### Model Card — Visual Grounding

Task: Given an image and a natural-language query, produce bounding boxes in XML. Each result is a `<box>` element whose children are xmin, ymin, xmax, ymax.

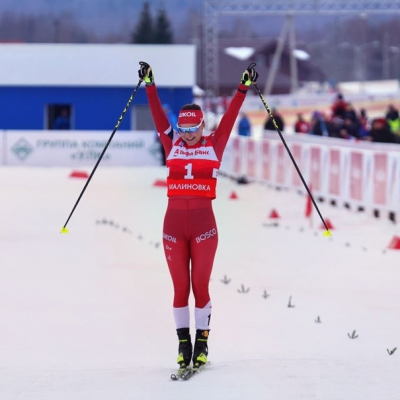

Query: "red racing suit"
<box><xmin>146</xmin><ymin>83</ymin><xmax>249</xmax><ymax>327</ymax></box>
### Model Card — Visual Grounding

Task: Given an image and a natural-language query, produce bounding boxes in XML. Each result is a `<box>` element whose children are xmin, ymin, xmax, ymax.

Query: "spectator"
<box><xmin>386</xmin><ymin>104</ymin><xmax>400</xmax><ymax>136</ymax></box>
<box><xmin>237</xmin><ymin>112</ymin><xmax>251</xmax><ymax>137</ymax></box>
<box><xmin>338</xmin><ymin>116</ymin><xmax>360</xmax><ymax>140</ymax></box>
<box><xmin>343</xmin><ymin>102</ymin><xmax>358</xmax><ymax>123</ymax></box>
<box><xmin>365</xmin><ymin>117</ymin><xmax>399</xmax><ymax>144</ymax></box>
<box><xmin>310</xmin><ymin>111</ymin><xmax>329</xmax><ymax>137</ymax></box>
<box><xmin>264</xmin><ymin>108</ymin><xmax>284</xmax><ymax>132</ymax></box>
<box><xmin>294</xmin><ymin>113</ymin><xmax>310</xmax><ymax>134</ymax></box>
<box><xmin>53</xmin><ymin>108</ymin><xmax>70</xmax><ymax>130</ymax></box>
<box><xmin>331</xmin><ymin>93</ymin><xmax>347</xmax><ymax>118</ymax></box>
<box><xmin>358</xmin><ymin>108</ymin><xmax>369</xmax><ymax>138</ymax></box>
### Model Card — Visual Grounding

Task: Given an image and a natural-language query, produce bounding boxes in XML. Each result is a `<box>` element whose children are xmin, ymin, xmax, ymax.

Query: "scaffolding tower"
<box><xmin>203</xmin><ymin>0</ymin><xmax>400</xmax><ymax>96</ymax></box>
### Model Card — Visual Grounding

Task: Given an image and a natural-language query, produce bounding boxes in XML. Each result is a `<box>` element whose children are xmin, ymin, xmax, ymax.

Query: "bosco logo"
<box><xmin>195</xmin><ymin>228</ymin><xmax>217</xmax><ymax>243</ymax></box>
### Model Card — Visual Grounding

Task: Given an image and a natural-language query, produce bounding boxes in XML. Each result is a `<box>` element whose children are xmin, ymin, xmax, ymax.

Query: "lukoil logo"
<box><xmin>179</xmin><ymin>112</ymin><xmax>197</xmax><ymax>118</ymax></box>
<box><xmin>163</xmin><ymin>233</ymin><xmax>177</xmax><ymax>243</ymax></box>
<box><xmin>11</xmin><ymin>138</ymin><xmax>34</xmax><ymax>161</ymax></box>
<box><xmin>196</xmin><ymin>228</ymin><xmax>217</xmax><ymax>243</ymax></box>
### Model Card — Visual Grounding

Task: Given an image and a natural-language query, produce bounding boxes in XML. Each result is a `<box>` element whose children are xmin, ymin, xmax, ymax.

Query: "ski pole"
<box><xmin>60</xmin><ymin>78</ymin><xmax>143</xmax><ymax>233</ymax></box>
<box><xmin>249</xmin><ymin>64</ymin><xmax>331</xmax><ymax>236</ymax></box>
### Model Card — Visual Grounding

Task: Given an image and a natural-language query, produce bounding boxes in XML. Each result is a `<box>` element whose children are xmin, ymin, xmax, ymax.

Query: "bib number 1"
<box><xmin>184</xmin><ymin>163</ymin><xmax>194</xmax><ymax>179</ymax></box>
<box><xmin>184</xmin><ymin>163</ymin><xmax>218</xmax><ymax>179</ymax></box>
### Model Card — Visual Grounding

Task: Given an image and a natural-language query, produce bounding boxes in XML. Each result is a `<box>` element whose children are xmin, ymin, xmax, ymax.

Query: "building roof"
<box><xmin>0</xmin><ymin>43</ymin><xmax>196</xmax><ymax>87</ymax></box>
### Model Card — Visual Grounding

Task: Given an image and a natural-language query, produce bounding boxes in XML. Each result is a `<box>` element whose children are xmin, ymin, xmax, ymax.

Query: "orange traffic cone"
<box><xmin>69</xmin><ymin>170</ymin><xmax>89</xmax><ymax>179</ymax></box>
<box><xmin>387</xmin><ymin>236</ymin><xmax>400</xmax><ymax>250</ymax></box>
<box><xmin>229</xmin><ymin>191</ymin><xmax>238</xmax><ymax>199</ymax></box>
<box><xmin>320</xmin><ymin>218</ymin><xmax>334</xmax><ymax>230</ymax></box>
<box><xmin>153</xmin><ymin>179</ymin><xmax>167</xmax><ymax>187</ymax></box>
<box><xmin>268</xmin><ymin>209</ymin><xmax>280</xmax><ymax>219</ymax></box>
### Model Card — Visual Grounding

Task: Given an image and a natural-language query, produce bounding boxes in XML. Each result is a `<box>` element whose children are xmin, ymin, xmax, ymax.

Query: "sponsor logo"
<box><xmin>173</xmin><ymin>148</ymin><xmax>211</xmax><ymax>157</ymax></box>
<box><xmin>169</xmin><ymin>183</ymin><xmax>211</xmax><ymax>192</ymax></box>
<box><xmin>163</xmin><ymin>233</ymin><xmax>177</xmax><ymax>243</ymax></box>
<box><xmin>11</xmin><ymin>138</ymin><xmax>34</xmax><ymax>161</ymax></box>
<box><xmin>166</xmin><ymin>245</ymin><xmax>172</xmax><ymax>250</ymax></box>
<box><xmin>179</xmin><ymin>111</ymin><xmax>197</xmax><ymax>118</ymax></box>
<box><xmin>196</xmin><ymin>228</ymin><xmax>217</xmax><ymax>243</ymax></box>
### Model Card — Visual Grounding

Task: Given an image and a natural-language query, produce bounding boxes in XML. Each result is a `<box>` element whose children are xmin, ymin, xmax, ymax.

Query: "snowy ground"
<box><xmin>1</xmin><ymin>166</ymin><xmax>399</xmax><ymax>400</ymax></box>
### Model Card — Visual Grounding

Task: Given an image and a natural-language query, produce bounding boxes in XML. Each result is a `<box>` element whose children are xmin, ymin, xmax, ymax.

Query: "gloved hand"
<box><xmin>241</xmin><ymin>64</ymin><xmax>259</xmax><ymax>86</ymax></box>
<box><xmin>138</xmin><ymin>61</ymin><xmax>154</xmax><ymax>84</ymax></box>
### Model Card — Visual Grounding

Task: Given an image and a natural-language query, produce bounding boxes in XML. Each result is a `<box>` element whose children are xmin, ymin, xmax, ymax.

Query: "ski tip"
<box><xmin>323</xmin><ymin>229</ymin><xmax>332</xmax><ymax>237</ymax></box>
<box><xmin>60</xmin><ymin>227</ymin><xmax>69</xmax><ymax>234</ymax></box>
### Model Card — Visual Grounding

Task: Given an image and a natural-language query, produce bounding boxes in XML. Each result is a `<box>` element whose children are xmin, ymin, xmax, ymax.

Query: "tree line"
<box><xmin>0</xmin><ymin>2</ymin><xmax>173</xmax><ymax>44</ymax></box>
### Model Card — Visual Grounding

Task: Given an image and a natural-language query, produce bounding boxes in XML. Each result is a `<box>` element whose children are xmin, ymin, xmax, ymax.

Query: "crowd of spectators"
<box><xmin>290</xmin><ymin>93</ymin><xmax>400</xmax><ymax>144</ymax></box>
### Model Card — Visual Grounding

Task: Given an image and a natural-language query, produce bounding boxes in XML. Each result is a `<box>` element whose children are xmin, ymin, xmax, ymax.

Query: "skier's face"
<box><xmin>177</xmin><ymin>120</ymin><xmax>205</xmax><ymax>146</ymax></box>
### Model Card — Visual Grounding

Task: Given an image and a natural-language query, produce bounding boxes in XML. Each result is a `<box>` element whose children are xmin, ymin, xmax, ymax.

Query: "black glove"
<box><xmin>241</xmin><ymin>63</ymin><xmax>258</xmax><ymax>86</ymax></box>
<box><xmin>138</xmin><ymin>61</ymin><xmax>154</xmax><ymax>84</ymax></box>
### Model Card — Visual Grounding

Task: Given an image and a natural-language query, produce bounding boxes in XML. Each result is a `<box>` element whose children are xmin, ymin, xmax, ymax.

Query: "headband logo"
<box><xmin>179</xmin><ymin>112</ymin><xmax>197</xmax><ymax>118</ymax></box>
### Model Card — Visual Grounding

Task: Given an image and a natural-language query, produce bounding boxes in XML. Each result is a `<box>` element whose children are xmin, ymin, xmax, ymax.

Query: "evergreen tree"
<box><xmin>131</xmin><ymin>2</ymin><xmax>154</xmax><ymax>44</ymax></box>
<box><xmin>153</xmin><ymin>7</ymin><xmax>174</xmax><ymax>44</ymax></box>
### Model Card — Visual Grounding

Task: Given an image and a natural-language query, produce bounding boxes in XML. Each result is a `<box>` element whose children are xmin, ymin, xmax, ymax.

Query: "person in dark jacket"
<box><xmin>331</xmin><ymin>93</ymin><xmax>347</xmax><ymax>118</ymax></box>
<box><xmin>366</xmin><ymin>118</ymin><xmax>399</xmax><ymax>144</ymax></box>
<box><xmin>264</xmin><ymin>108</ymin><xmax>284</xmax><ymax>132</ymax></box>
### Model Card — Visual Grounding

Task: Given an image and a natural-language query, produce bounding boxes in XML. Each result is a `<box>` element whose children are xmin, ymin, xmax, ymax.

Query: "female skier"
<box><xmin>138</xmin><ymin>61</ymin><xmax>258</xmax><ymax>371</ymax></box>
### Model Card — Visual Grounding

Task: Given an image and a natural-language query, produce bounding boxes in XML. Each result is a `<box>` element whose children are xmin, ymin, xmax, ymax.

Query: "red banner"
<box><xmin>232</xmin><ymin>137</ymin><xmax>241</xmax><ymax>175</ymax></box>
<box><xmin>276</xmin><ymin>143</ymin><xmax>286</xmax><ymax>185</ymax></box>
<box><xmin>310</xmin><ymin>147</ymin><xmax>322</xmax><ymax>192</ymax></box>
<box><xmin>328</xmin><ymin>149</ymin><xmax>341</xmax><ymax>196</ymax></box>
<box><xmin>262</xmin><ymin>141</ymin><xmax>271</xmax><ymax>181</ymax></box>
<box><xmin>291</xmin><ymin>143</ymin><xmax>302</xmax><ymax>188</ymax></box>
<box><xmin>349</xmin><ymin>152</ymin><xmax>363</xmax><ymax>201</ymax></box>
<box><xmin>373</xmin><ymin>153</ymin><xmax>388</xmax><ymax>205</ymax></box>
<box><xmin>247</xmin><ymin>140</ymin><xmax>256</xmax><ymax>178</ymax></box>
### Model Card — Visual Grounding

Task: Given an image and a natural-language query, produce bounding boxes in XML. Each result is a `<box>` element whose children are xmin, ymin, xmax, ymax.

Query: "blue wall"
<box><xmin>0</xmin><ymin>86</ymin><xmax>192</xmax><ymax>130</ymax></box>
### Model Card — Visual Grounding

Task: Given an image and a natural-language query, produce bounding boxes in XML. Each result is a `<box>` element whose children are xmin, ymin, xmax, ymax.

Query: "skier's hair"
<box><xmin>180</xmin><ymin>103</ymin><xmax>202</xmax><ymax>111</ymax></box>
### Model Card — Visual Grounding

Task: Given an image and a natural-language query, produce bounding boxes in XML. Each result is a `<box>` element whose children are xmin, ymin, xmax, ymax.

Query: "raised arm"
<box><xmin>139</xmin><ymin>61</ymin><xmax>173</xmax><ymax>155</ymax></box>
<box><xmin>212</xmin><ymin>64</ymin><xmax>259</xmax><ymax>159</ymax></box>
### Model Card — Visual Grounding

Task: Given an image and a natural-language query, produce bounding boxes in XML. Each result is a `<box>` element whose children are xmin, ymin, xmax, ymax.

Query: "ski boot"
<box><xmin>192</xmin><ymin>329</ymin><xmax>209</xmax><ymax>367</ymax></box>
<box><xmin>176</xmin><ymin>328</ymin><xmax>192</xmax><ymax>368</ymax></box>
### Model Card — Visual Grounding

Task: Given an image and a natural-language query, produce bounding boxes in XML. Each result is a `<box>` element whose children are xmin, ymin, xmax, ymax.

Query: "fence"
<box><xmin>221</xmin><ymin>133</ymin><xmax>400</xmax><ymax>221</ymax></box>
<box><xmin>2</xmin><ymin>129</ymin><xmax>400</xmax><ymax>221</ymax></box>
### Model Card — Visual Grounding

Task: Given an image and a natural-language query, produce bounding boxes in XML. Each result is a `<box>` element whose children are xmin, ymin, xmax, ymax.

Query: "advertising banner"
<box><xmin>372</xmin><ymin>153</ymin><xmax>388</xmax><ymax>206</ymax></box>
<box><xmin>349</xmin><ymin>151</ymin><xmax>365</xmax><ymax>202</ymax></box>
<box><xmin>290</xmin><ymin>143</ymin><xmax>303</xmax><ymax>189</ymax></box>
<box><xmin>388</xmin><ymin>156</ymin><xmax>400</xmax><ymax>213</ymax></box>
<box><xmin>246</xmin><ymin>139</ymin><xmax>257</xmax><ymax>179</ymax></box>
<box><xmin>225</xmin><ymin>134</ymin><xmax>400</xmax><ymax>216</ymax></box>
<box><xmin>4</xmin><ymin>131</ymin><xmax>160</xmax><ymax>167</ymax></box>
<box><xmin>261</xmin><ymin>140</ymin><xmax>271</xmax><ymax>182</ymax></box>
<box><xmin>231</xmin><ymin>137</ymin><xmax>242</xmax><ymax>176</ymax></box>
<box><xmin>309</xmin><ymin>146</ymin><xmax>322</xmax><ymax>193</ymax></box>
<box><xmin>328</xmin><ymin>148</ymin><xmax>341</xmax><ymax>197</ymax></box>
<box><xmin>275</xmin><ymin>143</ymin><xmax>286</xmax><ymax>185</ymax></box>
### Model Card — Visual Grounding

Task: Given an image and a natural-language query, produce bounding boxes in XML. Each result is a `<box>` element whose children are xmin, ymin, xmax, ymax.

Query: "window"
<box><xmin>46</xmin><ymin>104</ymin><xmax>73</xmax><ymax>130</ymax></box>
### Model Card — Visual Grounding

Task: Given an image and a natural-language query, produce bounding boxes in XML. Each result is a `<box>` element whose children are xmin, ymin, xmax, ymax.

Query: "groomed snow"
<box><xmin>0</xmin><ymin>166</ymin><xmax>399</xmax><ymax>399</ymax></box>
